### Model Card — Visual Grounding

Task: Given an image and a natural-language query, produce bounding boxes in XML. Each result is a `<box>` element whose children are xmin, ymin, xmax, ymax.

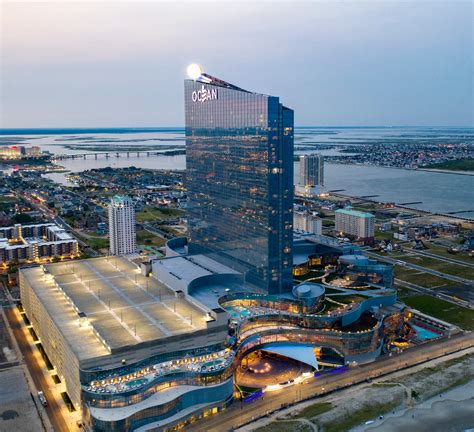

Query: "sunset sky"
<box><xmin>1</xmin><ymin>1</ymin><xmax>472</xmax><ymax>127</ymax></box>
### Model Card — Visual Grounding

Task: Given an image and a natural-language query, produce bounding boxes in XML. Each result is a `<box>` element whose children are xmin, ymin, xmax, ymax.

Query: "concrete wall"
<box><xmin>19</xmin><ymin>272</ymin><xmax>82</xmax><ymax>408</ymax></box>
<box><xmin>165</xmin><ymin>237</ymin><xmax>188</xmax><ymax>257</ymax></box>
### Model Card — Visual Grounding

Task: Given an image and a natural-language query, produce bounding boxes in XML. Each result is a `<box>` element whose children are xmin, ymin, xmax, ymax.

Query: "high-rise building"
<box><xmin>108</xmin><ymin>195</ymin><xmax>136</xmax><ymax>256</ymax></box>
<box><xmin>0</xmin><ymin>145</ymin><xmax>42</xmax><ymax>158</ymax></box>
<box><xmin>185</xmin><ymin>70</ymin><xmax>294</xmax><ymax>295</ymax></box>
<box><xmin>296</xmin><ymin>153</ymin><xmax>324</xmax><ymax>196</ymax></box>
<box><xmin>335</xmin><ymin>208</ymin><xmax>375</xmax><ymax>240</ymax></box>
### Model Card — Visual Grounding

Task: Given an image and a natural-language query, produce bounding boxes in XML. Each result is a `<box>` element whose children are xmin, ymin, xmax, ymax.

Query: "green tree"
<box><xmin>12</xmin><ymin>213</ymin><xmax>33</xmax><ymax>224</ymax></box>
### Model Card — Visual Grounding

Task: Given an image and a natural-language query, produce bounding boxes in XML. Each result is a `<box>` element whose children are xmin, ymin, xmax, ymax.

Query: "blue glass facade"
<box><xmin>185</xmin><ymin>76</ymin><xmax>294</xmax><ymax>295</ymax></box>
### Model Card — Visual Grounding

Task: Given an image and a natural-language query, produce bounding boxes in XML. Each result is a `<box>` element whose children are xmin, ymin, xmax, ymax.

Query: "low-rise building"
<box><xmin>0</xmin><ymin>223</ymin><xmax>78</xmax><ymax>264</ymax></box>
<box><xmin>379</xmin><ymin>222</ymin><xmax>392</xmax><ymax>231</ymax></box>
<box><xmin>338</xmin><ymin>254</ymin><xmax>394</xmax><ymax>288</ymax></box>
<box><xmin>294</xmin><ymin>210</ymin><xmax>322</xmax><ymax>235</ymax></box>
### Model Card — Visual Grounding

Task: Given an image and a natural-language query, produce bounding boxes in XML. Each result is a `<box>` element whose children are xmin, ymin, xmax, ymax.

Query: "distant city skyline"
<box><xmin>1</xmin><ymin>1</ymin><xmax>473</xmax><ymax>128</ymax></box>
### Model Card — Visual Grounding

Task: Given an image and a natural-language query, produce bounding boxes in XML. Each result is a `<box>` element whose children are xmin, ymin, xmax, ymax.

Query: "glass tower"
<box><xmin>185</xmin><ymin>73</ymin><xmax>294</xmax><ymax>295</ymax></box>
<box><xmin>300</xmin><ymin>153</ymin><xmax>324</xmax><ymax>188</ymax></box>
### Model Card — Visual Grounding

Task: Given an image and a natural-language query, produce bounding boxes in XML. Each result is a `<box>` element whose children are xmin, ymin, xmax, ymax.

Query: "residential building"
<box><xmin>0</xmin><ymin>223</ymin><xmax>78</xmax><ymax>264</ymax></box>
<box><xmin>185</xmin><ymin>70</ymin><xmax>294</xmax><ymax>295</ymax></box>
<box><xmin>296</xmin><ymin>153</ymin><xmax>324</xmax><ymax>196</ymax></box>
<box><xmin>294</xmin><ymin>210</ymin><xmax>322</xmax><ymax>235</ymax></box>
<box><xmin>335</xmin><ymin>208</ymin><xmax>375</xmax><ymax>240</ymax></box>
<box><xmin>0</xmin><ymin>145</ymin><xmax>42</xmax><ymax>159</ymax></box>
<box><xmin>108</xmin><ymin>195</ymin><xmax>136</xmax><ymax>256</ymax></box>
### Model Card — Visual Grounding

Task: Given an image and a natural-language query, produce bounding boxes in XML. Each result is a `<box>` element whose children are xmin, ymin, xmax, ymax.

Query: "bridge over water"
<box><xmin>51</xmin><ymin>149</ymin><xmax>184</xmax><ymax>160</ymax></box>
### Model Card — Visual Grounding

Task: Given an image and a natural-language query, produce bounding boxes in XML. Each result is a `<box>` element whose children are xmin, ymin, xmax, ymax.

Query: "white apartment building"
<box><xmin>294</xmin><ymin>211</ymin><xmax>322</xmax><ymax>235</ymax></box>
<box><xmin>335</xmin><ymin>208</ymin><xmax>375</xmax><ymax>239</ymax></box>
<box><xmin>108</xmin><ymin>196</ymin><xmax>136</xmax><ymax>256</ymax></box>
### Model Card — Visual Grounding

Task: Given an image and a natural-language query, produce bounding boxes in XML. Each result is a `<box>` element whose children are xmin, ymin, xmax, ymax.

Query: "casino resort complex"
<box><xmin>17</xmin><ymin>68</ymin><xmax>459</xmax><ymax>432</ymax></box>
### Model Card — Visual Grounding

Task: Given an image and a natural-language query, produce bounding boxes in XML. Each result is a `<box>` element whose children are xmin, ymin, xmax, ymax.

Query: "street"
<box><xmin>409</xmin><ymin>248</ymin><xmax>474</xmax><ymax>270</ymax></box>
<box><xmin>394</xmin><ymin>278</ymin><xmax>473</xmax><ymax>309</ymax></box>
<box><xmin>4</xmin><ymin>306</ymin><xmax>70</xmax><ymax>432</ymax></box>
<box><xmin>364</xmin><ymin>250</ymin><xmax>474</xmax><ymax>286</ymax></box>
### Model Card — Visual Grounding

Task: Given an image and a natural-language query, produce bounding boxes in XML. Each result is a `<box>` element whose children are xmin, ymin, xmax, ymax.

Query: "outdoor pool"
<box><xmin>202</xmin><ymin>359</ymin><xmax>223</xmax><ymax>368</ymax></box>
<box><xmin>226</xmin><ymin>306</ymin><xmax>251</xmax><ymax>318</ymax></box>
<box><xmin>125</xmin><ymin>378</ymin><xmax>148</xmax><ymax>388</ymax></box>
<box><xmin>412</xmin><ymin>324</ymin><xmax>440</xmax><ymax>340</ymax></box>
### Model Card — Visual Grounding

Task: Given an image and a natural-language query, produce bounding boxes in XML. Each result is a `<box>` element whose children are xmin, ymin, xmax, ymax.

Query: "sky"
<box><xmin>0</xmin><ymin>0</ymin><xmax>473</xmax><ymax>128</ymax></box>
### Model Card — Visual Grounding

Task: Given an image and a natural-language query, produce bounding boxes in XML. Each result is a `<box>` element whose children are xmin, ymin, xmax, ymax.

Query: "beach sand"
<box><xmin>362</xmin><ymin>380</ymin><xmax>474</xmax><ymax>432</ymax></box>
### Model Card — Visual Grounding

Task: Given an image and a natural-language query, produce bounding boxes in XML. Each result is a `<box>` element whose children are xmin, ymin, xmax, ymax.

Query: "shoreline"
<box><xmin>416</xmin><ymin>167</ymin><xmax>474</xmax><ymax>176</ymax></box>
<box><xmin>239</xmin><ymin>348</ymin><xmax>474</xmax><ymax>432</ymax></box>
<box><xmin>40</xmin><ymin>161</ymin><xmax>474</xmax><ymax>224</ymax></box>
<box><xmin>327</xmin><ymin>160</ymin><xmax>474</xmax><ymax>176</ymax></box>
<box><xmin>331</xmin><ymin>191</ymin><xmax>474</xmax><ymax>224</ymax></box>
<box><xmin>358</xmin><ymin>379</ymin><xmax>474</xmax><ymax>432</ymax></box>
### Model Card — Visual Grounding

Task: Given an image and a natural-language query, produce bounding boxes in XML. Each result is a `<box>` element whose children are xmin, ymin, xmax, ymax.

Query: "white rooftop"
<box><xmin>155</xmin><ymin>255</ymin><xmax>239</xmax><ymax>285</ymax></box>
<box><xmin>21</xmin><ymin>257</ymin><xmax>210</xmax><ymax>361</ymax></box>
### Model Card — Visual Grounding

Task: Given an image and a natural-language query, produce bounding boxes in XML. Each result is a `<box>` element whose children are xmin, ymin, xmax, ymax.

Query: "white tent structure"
<box><xmin>261</xmin><ymin>344</ymin><xmax>319</xmax><ymax>370</ymax></box>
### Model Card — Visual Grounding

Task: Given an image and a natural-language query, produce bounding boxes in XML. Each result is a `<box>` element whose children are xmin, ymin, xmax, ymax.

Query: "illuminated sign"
<box><xmin>192</xmin><ymin>85</ymin><xmax>218</xmax><ymax>103</ymax></box>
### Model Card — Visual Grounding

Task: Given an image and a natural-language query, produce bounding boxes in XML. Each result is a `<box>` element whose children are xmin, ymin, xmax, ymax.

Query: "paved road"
<box><xmin>394</xmin><ymin>278</ymin><xmax>473</xmax><ymax>309</ymax></box>
<box><xmin>186</xmin><ymin>333</ymin><xmax>474</xmax><ymax>432</ymax></box>
<box><xmin>4</xmin><ymin>306</ymin><xmax>70</xmax><ymax>432</ymax></box>
<box><xmin>408</xmin><ymin>249</ymin><xmax>474</xmax><ymax>269</ymax></box>
<box><xmin>143</xmin><ymin>222</ymin><xmax>171</xmax><ymax>239</ymax></box>
<box><xmin>54</xmin><ymin>216</ymin><xmax>99</xmax><ymax>257</ymax></box>
<box><xmin>364</xmin><ymin>251</ymin><xmax>474</xmax><ymax>286</ymax></box>
<box><xmin>12</xmin><ymin>188</ymin><xmax>99</xmax><ymax>258</ymax></box>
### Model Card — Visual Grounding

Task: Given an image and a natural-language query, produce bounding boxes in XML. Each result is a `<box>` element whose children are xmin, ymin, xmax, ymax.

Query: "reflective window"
<box><xmin>185</xmin><ymin>80</ymin><xmax>294</xmax><ymax>294</ymax></box>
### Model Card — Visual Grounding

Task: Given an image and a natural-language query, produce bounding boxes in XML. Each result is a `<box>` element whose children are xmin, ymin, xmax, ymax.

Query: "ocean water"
<box><xmin>1</xmin><ymin>127</ymin><xmax>473</xmax><ymax>218</ymax></box>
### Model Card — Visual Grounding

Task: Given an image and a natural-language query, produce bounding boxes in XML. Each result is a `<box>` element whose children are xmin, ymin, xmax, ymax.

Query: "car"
<box><xmin>37</xmin><ymin>391</ymin><xmax>47</xmax><ymax>407</ymax></box>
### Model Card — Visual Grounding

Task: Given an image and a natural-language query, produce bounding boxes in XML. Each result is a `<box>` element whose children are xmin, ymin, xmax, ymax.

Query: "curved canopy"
<box><xmin>261</xmin><ymin>343</ymin><xmax>319</xmax><ymax>370</ymax></box>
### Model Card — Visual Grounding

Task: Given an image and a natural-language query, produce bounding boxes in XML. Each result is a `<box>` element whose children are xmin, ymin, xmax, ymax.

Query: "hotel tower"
<box><xmin>185</xmin><ymin>69</ymin><xmax>294</xmax><ymax>295</ymax></box>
